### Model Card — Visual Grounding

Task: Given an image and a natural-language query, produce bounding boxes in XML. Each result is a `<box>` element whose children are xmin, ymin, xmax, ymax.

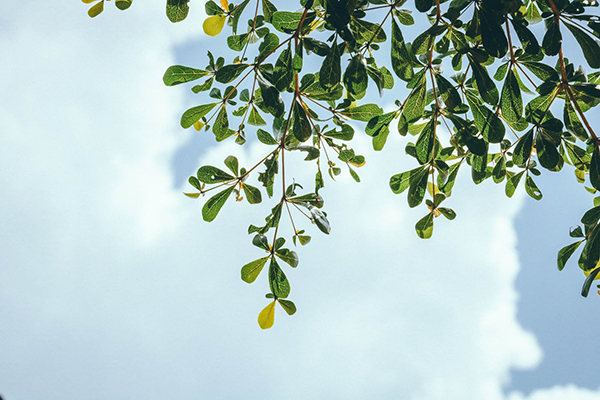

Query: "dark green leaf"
<box><xmin>591</xmin><ymin>151</ymin><xmax>600</xmax><ymax>191</ymax></box>
<box><xmin>269</xmin><ymin>258</ymin><xmax>291</xmax><ymax>298</ymax></box>
<box><xmin>293</xmin><ymin>101</ymin><xmax>312</xmax><ymax>142</ymax></box>
<box><xmin>202</xmin><ymin>186</ymin><xmax>234</xmax><ymax>222</ymax></box>
<box><xmin>391</xmin><ymin>18</ymin><xmax>413</xmax><ymax>81</ymax></box>
<box><xmin>415</xmin><ymin>119</ymin><xmax>436</xmax><ymax>164</ymax></box>
<box><xmin>535</xmin><ymin>131</ymin><xmax>560</xmax><ymax>169</ymax></box>
<box><xmin>512</xmin><ymin>128</ymin><xmax>534</xmax><ymax>166</ymax></box>
<box><xmin>469</xmin><ymin>55</ymin><xmax>499</xmax><ymax>105</ymax></box>
<box><xmin>525</xmin><ymin>175</ymin><xmax>543</xmax><ymax>200</ymax></box>
<box><xmin>273</xmin><ymin>45</ymin><xmax>294</xmax><ymax>92</ymax></box>
<box><xmin>403</xmin><ymin>73</ymin><xmax>427</xmax><ymax>121</ymax></box>
<box><xmin>215</xmin><ymin>64</ymin><xmax>250</xmax><ymax>84</ymax></box>
<box><xmin>197</xmin><ymin>165</ymin><xmax>235</xmax><ymax>184</ymax></box>
<box><xmin>542</xmin><ymin>17</ymin><xmax>561</xmax><ymax>56</ymax></box>
<box><xmin>581</xmin><ymin>267</ymin><xmax>600</xmax><ymax>297</ymax></box>
<box><xmin>166</xmin><ymin>0</ymin><xmax>190</xmax><ymax>23</ymax></box>
<box><xmin>506</xmin><ymin>170</ymin><xmax>525</xmax><ymax>197</ymax></box>
<box><xmin>557</xmin><ymin>241</ymin><xmax>582</xmax><ymax>271</ymax></box>
<box><xmin>565</xmin><ymin>22</ymin><xmax>600</xmax><ymax>68</ymax></box>
<box><xmin>343</xmin><ymin>54</ymin><xmax>368</xmax><ymax>96</ymax></box>
<box><xmin>277</xmin><ymin>299</ymin><xmax>297</xmax><ymax>315</ymax></box>
<box><xmin>501</xmin><ymin>69</ymin><xmax>523</xmax><ymax>123</ymax></box>
<box><xmin>275</xmin><ymin>248</ymin><xmax>299</xmax><ymax>268</ymax></box>
<box><xmin>243</xmin><ymin>183</ymin><xmax>263</xmax><ymax>204</ymax></box>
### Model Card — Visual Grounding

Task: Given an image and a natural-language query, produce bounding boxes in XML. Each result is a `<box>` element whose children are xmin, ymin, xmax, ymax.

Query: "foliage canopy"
<box><xmin>84</xmin><ymin>0</ymin><xmax>600</xmax><ymax>328</ymax></box>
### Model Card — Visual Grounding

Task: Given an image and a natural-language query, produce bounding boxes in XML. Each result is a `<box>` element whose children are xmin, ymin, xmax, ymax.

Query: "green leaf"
<box><xmin>582</xmin><ymin>266</ymin><xmax>600</xmax><ymax>297</ymax></box>
<box><xmin>339</xmin><ymin>104</ymin><xmax>383</xmax><ymax>122</ymax></box>
<box><xmin>415</xmin><ymin>119</ymin><xmax>436</xmax><ymax>164</ymax></box>
<box><xmin>215</xmin><ymin>64</ymin><xmax>250</xmax><ymax>84</ymax></box>
<box><xmin>415</xmin><ymin>212</ymin><xmax>434</xmax><ymax>239</ymax></box>
<box><xmin>582</xmin><ymin>206</ymin><xmax>600</xmax><ymax>227</ymax></box>
<box><xmin>272</xmin><ymin>11</ymin><xmax>314</xmax><ymax>32</ymax></box>
<box><xmin>310</xmin><ymin>207</ymin><xmax>330</xmax><ymax>234</ymax></box>
<box><xmin>258</xmin><ymin>78</ymin><xmax>285</xmax><ymax>118</ymax></box>
<box><xmin>273</xmin><ymin>45</ymin><xmax>294</xmax><ymax>92</ymax></box>
<box><xmin>535</xmin><ymin>131</ymin><xmax>560</xmax><ymax>170</ymax></box>
<box><xmin>557</xmin><ymin>241</ymin><xmax>582</xmax><ymax>271</ymax></box>
<box><xmin>506</xmin><ymin>170</ymin><xmax>525</xmax><ymax>198</ymax></box>
<box><xmin>224</xmin><ymin>155</ymin><xmax>239</xmax><ymax>176</ymax></box>
<box><xmin>435</xmin><ymin>74</ymin><xmax>461</xmax><ymax>110</ymax></box>
<box><xmin>564</xmin><ymin>100</ymin><xmax>587</xmax><ymax>141</ymax></box>
<box><xmin>292</xmin><ymin>101</ymin><xmax>312</xmax><ymax>142</ymax></box>
<box><xmin>525</xmin><ymin>175</ymin><xmax>543</xmax><ymax>200</ymax></box>
<box><xmin>243</xmin><ymin>183</ymin><xmax>262</xmax><ymax>204</ymax></box>
<box><xmin>403</xmin><ymin>73</ymin><xmax>427</xmax><ymax>122</ymax></box>
<box><xmin>438</xmin><ymin>207</ymin><xmax>456</xmax><ymax>220</ymax></box>
<box><xmin>262</xmin><ymin>0</ymin><xmax>277</xmax><ymax>22</ymax></box>
<box><xmin>213</xmin><ymin>106</ymin><xmax>233</xmax><ymax>141</ymax></box>
<box><xmin>391</xmin><ymin>18</ymin><xmax>413</xmax><ymax>81</ymax></box>
<box><xmin>323</xmin><ymin>124</ymin><xmax>354</xmax><ymax>140</ymax></box>
<box><xmin>166</xmin><ymin>0</ymin><xmax>190</xmax><ymax>23</ymax></box>
<box><xmin>522</xmin><ymin>62</ymin><xmax>558</xmax><ymax>82</ymax></box>
<box><xmin>277</xmin><ymin>299</ymin><xmax>297</xmax><ymax>315</ymax></box>
<box><xmin>163</xmin><ymin>65</ymin><xmax>212</xmax><ymax>86</ymax></box>
<box><xmin>181</xmin><ymin>102</ymin><xmax>219</xmax><ymax>129</ymax></box>
<box><xmin>197</xmin><ymin>165</ymin><xmax>234</xmax><ymax>184</ymax></box>
<box><xmin>591</xmin><ymin>151</ymin><xmax>600</xmax><ymax>191</ymax></box>
<box><xmin>241</xmin><ymin>256</ymin><xmax>269</xmax><ymax>283</ymax></box>
<box><xmin>275</xmin><ymin>248</ymin><xmax>299</xmax><ymax>268</ymax></box>
<box><xmin>501</xmin><ymin>69</ymin><xmax>523</xmax><ymax>123</ymax></box>
<box><xmin>512</xmin><ymin>128</ymin><xmax>534</xmax><ymax>166</ymax></box>
<box><xmin>202</xmin><ymin>186</ymin><xmax>234</xmax><ymax>222</ymax></box>
<box><xmin>343</xmin><ymin>54</ymin><xmax>368</xmax><ymax>96</ymax></box>
<box><xmin>469</xmin><ymin>56</ymin><xmax>499</xmax><ymax>105</ymax></box>
<box><xmin>252</xmin><ymin>234</ymin><xmax>270</xmax><ymax>251</ymax></box>
<box><xmin>565</xmin><ymin>22</ymin><xmax>600</xmax><ymax>69</ymax></box>
<box><xmin>257</xmin><ymin>128</ymin><xmax>279</xmax><ymax>145</ymax></box>
<box><xmin>542</xmin><ymin>17</ymin><xmax>561</xmax><ymax>56</ymax></box>
<box><xmin>480</xmin><ymin>9</ymin><xmax>508</xmax><ymax>58</ymax></box>
<box><xmin>466</xmin><ymin>91</ymin><xmax>505</xmax><ymax>143</ymax></box>
<box><xmin>115</xmin><ymin>0</ymin><xmax>133</xmax><ymax>10</ymax></box>
<box><xmin>390</xmin><ymin>166</ymin><xmax>426</xmax><ymax>194</ymax></box>
<box><xmin>415</xmin><ymin>0</ymin><xmax>433</xmax><ymax>12</ymax></box>
<box><xmin>248</xmin><ymin>106</ymin><xmax>267</xmax><ymax>126</ymax></box>
<box><xmin>227</xmin><ymin>33</ymin><xmax>250</xmax><ymax>51</ymax></box>
<box><xmin>408</xmin><ymin>168</ymin><xmax>429</xmax><ymax>207</ymax></box>
<box><xmin>319</xmin><ymin>42</ymin><xmax>341</xmax><ymax>89</ymax></box>
<box><xmin>269</xmin><ymin>258</ymin><xmax>290</xmax><ymax>298</ymax></box>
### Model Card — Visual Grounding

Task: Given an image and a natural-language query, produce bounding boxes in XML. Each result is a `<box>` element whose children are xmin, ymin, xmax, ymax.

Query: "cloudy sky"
<box><xmin>0</xmin><ymin>1</ymin><xmax>599</xmax><ymax>399</ymax></box>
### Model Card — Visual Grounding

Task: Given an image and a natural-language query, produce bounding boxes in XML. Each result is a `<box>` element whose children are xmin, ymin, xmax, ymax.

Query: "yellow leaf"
<box><xmin>220</xmin><ymin>0</ymin><xmax>229</xmax><ymax>11</ymax></box>
<box><xmin>257</xmin><ymin>301</ymin><xmax>276</xmax><ymax>330</ymax></box>
<box><xmin>183</xmin><ymin>192</ymin><xmax>201</xmax><ymax>198</ymax></box>
<box><xmin>203</xmin><ymin>15</ymin><xmax>226</xmax><ymax>37</ymax></box>
<box><xmin>82</xmin><ymin>0</ymin><xmax>97</xmax><ymax>3</ymax></box>
<box><xmin>584</xmin><ymin>262</ymin><xmax>600</xmax><ymax>281</ymax></box>
<box><xmin>88</xmin><ymin>1</ymin><xmax>104</xmax><ymax>17</ymax></box>
<box><xmin>193</xmin><ymin>121</ymin><xmax>205</xmax><ymax>131</ymax></box>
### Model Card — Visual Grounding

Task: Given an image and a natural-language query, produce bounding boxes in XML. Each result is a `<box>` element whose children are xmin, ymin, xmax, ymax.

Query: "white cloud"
<box><xmin>0</xmin><ymin>1</ymin><xmax>598</xmax><ymax>400</ymax></box>
<box><xmin>508</xmin><ymin>385</ymin><xmax>600</xmax><ymax>400</ymax></box>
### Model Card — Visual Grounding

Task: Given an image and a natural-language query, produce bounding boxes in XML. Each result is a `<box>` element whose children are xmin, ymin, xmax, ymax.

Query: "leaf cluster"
<box><xmin>86</xmin><ymin>0</ymin><xmax>600</xmax><ymax>326</ymax></box>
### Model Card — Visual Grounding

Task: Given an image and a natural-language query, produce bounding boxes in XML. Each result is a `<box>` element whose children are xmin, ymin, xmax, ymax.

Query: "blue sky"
<box><xmin>0</xmin><ymin>1</ymin><xmax>599</xmax><ymax>399</ymax></box>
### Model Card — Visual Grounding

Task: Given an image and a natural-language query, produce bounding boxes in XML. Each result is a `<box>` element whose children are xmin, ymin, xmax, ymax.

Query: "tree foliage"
<box><xmin>84</xmin><ymin>0</ymin><xmax>600</xmax><ymax>328</ymax></box>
